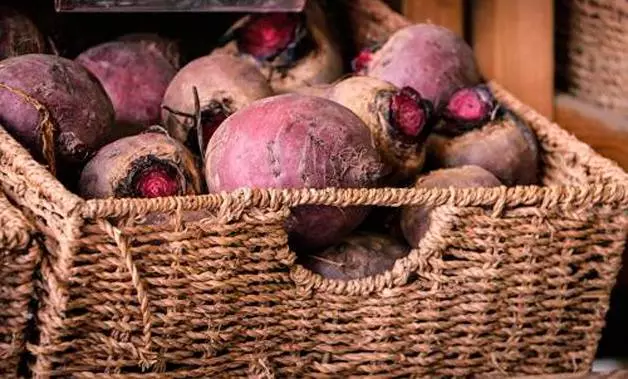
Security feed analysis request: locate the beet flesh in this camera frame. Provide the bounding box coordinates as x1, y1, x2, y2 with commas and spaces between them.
437, 84, 497, 136
0, 7, 46, 61
0, 54, 114, 173
300, 232, 410, 280
76, 41, 177, 131
427, 110, 541, 186
365, 24, 481, 108
401, 165, 502, 248
204, 94, 388, 250
78, 131, 202, 199
161, 51, 273, 155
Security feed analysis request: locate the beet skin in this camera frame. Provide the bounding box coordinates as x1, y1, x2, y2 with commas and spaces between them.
204, 94, 388, 251
117, 33, 181, 69
76, 41, 177, 131
0, 54, 114, 173
363, 24, 481, 108
427, 109, 540, 186
79, 131, 202, 200
324, 76, 435, 183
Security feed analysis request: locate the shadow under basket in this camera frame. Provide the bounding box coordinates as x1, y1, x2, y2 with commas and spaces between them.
0, 80, 627, 378
0, 191, 41, 378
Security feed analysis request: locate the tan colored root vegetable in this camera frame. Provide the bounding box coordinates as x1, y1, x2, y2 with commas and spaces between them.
79, 131, 202, 200
300, 232, 411, 281
324, 76, 434, 183
217, 0, 343, 93
400, 165, 502, 248
161, 50, 273, 155
427, 109, 540, 186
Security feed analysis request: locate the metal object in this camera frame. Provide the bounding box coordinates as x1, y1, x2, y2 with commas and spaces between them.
54, 0, 307, 13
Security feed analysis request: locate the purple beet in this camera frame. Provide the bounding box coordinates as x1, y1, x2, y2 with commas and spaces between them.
360, 24, 482, 108
0, 54, 114, 174
76, 41, 177, 131
204, 94, 388, 251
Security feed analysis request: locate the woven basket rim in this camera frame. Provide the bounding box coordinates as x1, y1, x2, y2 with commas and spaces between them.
1, 82, 627, 221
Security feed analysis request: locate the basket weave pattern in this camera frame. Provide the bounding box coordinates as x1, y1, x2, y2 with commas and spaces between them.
0, 82, 625, 377
0, 1, 626, 377
0, 191, 40, 378
556, 0, 628, 115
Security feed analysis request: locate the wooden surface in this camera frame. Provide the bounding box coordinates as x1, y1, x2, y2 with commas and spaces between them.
554, 94, 628, 171
471, 0, 554, 119
400, 0, 464, 36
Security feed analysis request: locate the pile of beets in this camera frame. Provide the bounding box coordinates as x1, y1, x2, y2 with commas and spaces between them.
0, 3, 540, 281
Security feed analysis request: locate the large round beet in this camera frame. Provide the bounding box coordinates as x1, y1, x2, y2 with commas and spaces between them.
161, 50, 273, 156
0, 54, 114, 173
363, 24, 481, 108
76, 41, 177, 131
0, 7, 46, 61
204, 94, 388, 251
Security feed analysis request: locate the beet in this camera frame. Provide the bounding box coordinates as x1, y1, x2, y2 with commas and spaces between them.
0, 54, 114, 176
427, 109, 541, 186
117, 33, 181, 69
78, 131, 202, 199
76, 41, 177, 132
300, 232, 410, 280
436, 84, 498, 136
0, 7, 46, 61
204, 94, 388, 250
327, 76, 434, 183
401, 166, 502, 248
361, 24, 481, 108
161, 50, 273, 156
218, 1, 343, 93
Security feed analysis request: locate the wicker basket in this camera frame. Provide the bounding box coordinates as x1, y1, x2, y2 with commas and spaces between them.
0, 0, 627, 377
0, 191, 41, 378
556, 0, 628, 116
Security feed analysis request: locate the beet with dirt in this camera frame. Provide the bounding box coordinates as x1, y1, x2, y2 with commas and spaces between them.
78, 131, 202, 200
321, 76, 435, 183
204, 93, 388, 251
0, 53, 114, 177
0, 7, 46, 61
76, 40, 177, 133
161, 50, 273, 156
357, 23, 481, 109
400, 165, 502, 248
217, 0, 343, 94
300, 232, 411, 280
427, 108, 540, 186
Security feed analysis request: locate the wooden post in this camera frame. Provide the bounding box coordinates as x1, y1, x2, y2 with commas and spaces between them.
471, 0, 554, 119
400, 0, 464, 37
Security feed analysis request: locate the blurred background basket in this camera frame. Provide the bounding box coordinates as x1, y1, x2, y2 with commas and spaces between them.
556, 0, 628, 117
